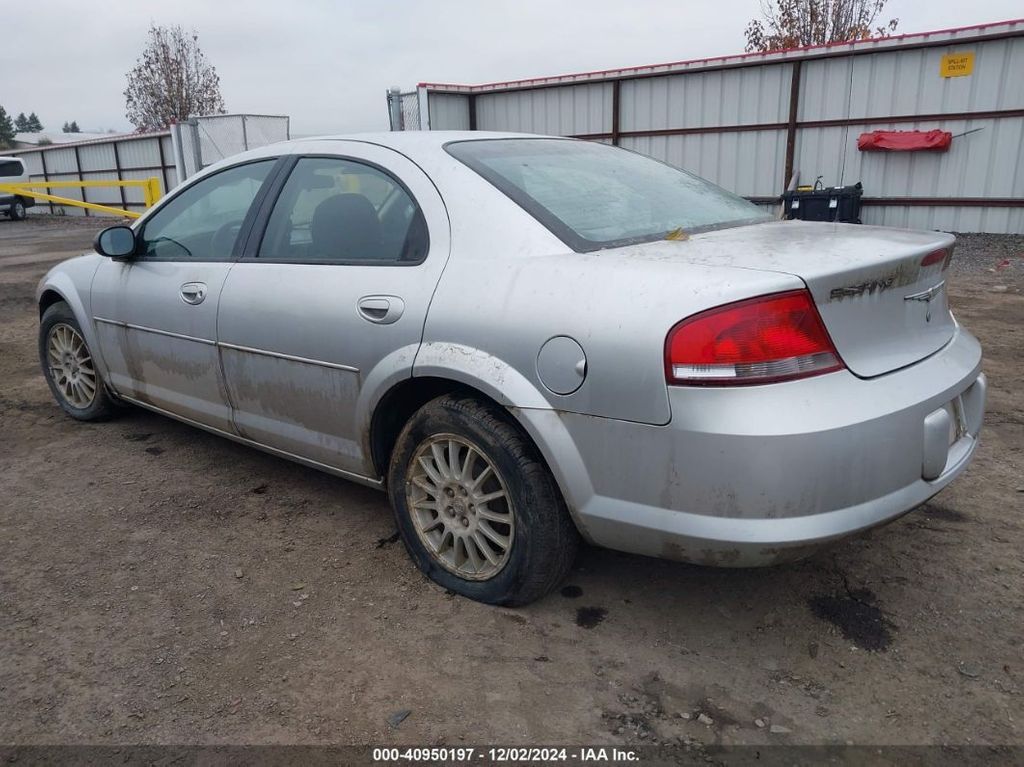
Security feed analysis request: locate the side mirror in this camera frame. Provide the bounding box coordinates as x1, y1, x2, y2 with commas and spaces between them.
94, 226, 136, 258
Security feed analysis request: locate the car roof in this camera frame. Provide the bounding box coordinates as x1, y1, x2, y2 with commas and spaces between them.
294, 130, 559, 147
202, 131, 577, 176
286, 130, 576, 161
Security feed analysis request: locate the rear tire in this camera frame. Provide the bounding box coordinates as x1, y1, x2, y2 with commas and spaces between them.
39, 302, 117, 421
387, 393, 578, 606
9, 199, 27, 221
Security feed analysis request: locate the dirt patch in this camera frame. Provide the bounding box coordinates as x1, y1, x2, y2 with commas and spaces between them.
576, 607, 608, 629
375, 532, 401, 548
921, 504, 968, 523
808, 590, 894, 652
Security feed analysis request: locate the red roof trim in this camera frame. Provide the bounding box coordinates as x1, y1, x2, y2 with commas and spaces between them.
418, 17, 1023, 91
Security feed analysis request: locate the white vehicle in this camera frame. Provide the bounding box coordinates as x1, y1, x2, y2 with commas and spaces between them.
0, 156, 34, 220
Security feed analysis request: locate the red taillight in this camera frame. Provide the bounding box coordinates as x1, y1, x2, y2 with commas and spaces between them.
920, 249, 948, 267
665, 290, 845, 386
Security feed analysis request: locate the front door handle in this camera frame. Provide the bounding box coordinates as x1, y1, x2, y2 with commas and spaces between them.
357, 295, 405, 325
180, 282, 207, 305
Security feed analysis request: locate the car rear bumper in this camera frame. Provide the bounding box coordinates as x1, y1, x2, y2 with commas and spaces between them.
523, 324, 985, 566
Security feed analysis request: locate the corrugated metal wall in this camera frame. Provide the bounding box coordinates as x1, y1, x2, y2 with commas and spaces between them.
420, 21, 1024, 233
790, 37, 1024, 231
428, 94, 471, 131
617, 64, 793, 198
476, 83, 613, 136
11, 133, 177, 217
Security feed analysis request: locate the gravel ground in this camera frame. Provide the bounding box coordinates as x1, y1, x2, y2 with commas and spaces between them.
1, 216, 1022, 748
949, 233, 1024, 286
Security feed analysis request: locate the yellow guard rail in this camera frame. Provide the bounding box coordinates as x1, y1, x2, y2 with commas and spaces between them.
0, 177, 162, 219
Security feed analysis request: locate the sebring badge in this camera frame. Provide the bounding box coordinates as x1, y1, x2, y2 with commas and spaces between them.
904, 280, 946, 322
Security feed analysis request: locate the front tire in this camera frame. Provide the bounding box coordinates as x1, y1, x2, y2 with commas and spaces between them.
388, 394, 578, 606
39, 302, 116, 421
9, 199, 27, 221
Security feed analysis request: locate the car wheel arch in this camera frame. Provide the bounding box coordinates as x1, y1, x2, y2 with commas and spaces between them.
36, 264, 110, 384
39, 289, 67, 318
369, 376, 484, 477
368, 373, 596, 543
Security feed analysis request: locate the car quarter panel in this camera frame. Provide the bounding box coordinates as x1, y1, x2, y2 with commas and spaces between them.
418, 247, 802, 425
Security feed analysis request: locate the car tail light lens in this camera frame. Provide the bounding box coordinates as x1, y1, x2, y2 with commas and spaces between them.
920, 249, 947, 267
665, 290, 844, 385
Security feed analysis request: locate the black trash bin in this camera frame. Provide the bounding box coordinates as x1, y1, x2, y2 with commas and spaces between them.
782, 182, 862, 224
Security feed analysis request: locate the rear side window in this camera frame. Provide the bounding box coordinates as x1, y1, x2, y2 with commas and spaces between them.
446, 138, 769, 252
0, 160, 24, 177
257, 156, 428, 264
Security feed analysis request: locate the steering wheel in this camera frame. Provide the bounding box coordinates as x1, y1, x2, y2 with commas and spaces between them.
211, 221, 243, 256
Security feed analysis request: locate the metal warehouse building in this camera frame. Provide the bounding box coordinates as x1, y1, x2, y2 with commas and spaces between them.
394, 19, 1024, 233
7, 115, 289, 217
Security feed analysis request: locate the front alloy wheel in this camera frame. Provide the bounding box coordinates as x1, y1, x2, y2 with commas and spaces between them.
46, 322, 98, 409
39, 301, 116, 421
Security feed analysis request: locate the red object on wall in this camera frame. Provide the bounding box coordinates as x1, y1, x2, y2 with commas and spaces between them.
857, 130, 953, 152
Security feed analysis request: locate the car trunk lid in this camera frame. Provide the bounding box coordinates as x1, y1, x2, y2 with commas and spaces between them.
615, 220, 956, 378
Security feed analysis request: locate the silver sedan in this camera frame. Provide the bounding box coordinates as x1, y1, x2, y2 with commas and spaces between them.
36, 132, 986, 605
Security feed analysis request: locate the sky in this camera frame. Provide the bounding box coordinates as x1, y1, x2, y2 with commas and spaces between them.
4, 0, 1022, 136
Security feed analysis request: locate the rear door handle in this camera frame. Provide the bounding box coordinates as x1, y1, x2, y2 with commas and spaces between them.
180, 282, 207, 305
357, 295, 405, 325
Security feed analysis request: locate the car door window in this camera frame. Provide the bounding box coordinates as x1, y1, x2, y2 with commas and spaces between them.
0, 160, 24, 177
138, 160, 275, 260
257, 157, 428, 263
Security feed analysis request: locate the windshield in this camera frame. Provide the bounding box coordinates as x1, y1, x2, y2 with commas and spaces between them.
446, 138, 769, 252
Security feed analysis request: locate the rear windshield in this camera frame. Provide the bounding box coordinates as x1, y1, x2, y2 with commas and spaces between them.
445, 138, 769, 252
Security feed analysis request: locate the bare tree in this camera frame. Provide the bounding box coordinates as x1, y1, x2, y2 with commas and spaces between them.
124, 24, 226, 132
744, 0, 898, 52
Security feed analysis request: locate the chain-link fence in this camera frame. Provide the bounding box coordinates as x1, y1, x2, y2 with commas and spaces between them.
171, 114, 291, 181
387, 90, 421, 131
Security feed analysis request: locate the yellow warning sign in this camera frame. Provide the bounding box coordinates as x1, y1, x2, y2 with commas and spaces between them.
940, 52, 974, 78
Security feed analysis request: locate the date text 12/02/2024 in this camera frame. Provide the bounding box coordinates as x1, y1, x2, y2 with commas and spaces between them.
373, 747, 640, 762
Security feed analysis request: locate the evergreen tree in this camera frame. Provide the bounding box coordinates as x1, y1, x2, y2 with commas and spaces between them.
0, 107, 15, 149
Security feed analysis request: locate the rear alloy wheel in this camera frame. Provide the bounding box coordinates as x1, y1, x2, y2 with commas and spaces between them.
39, 302, 116, 421
388, 394, 578, 606
10, 199, 27, 221
407, 433, 515, 580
